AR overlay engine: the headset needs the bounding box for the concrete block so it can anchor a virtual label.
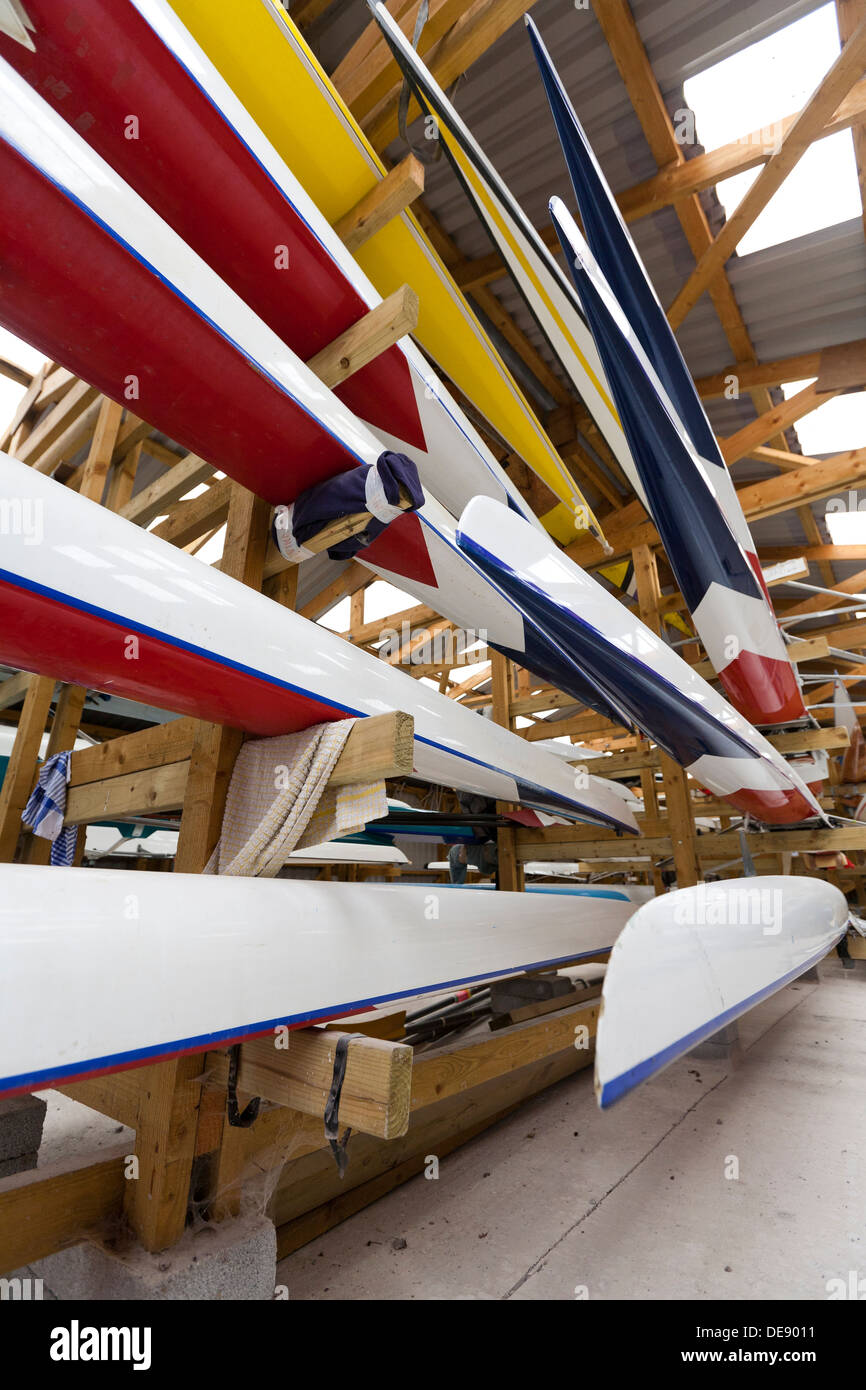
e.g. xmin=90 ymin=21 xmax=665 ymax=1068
xmin=0 ymin=1151 xmax=39 ymax=1179
xmin=689 ymin=1021 xmax=742 ymax=1062
xmin=0 ymin=1095 xmax=47 ymax=1165
xmin=32 ymin=1208 xmax=277 ymax=1301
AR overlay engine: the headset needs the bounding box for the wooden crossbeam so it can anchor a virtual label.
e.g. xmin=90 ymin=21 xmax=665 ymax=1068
xmin=120 ymin=453 xmax=215 ymax=527
xmin=362 ymin=0 xmax=542 ymax=151
xmin=0 ymin=1146 xmax=127 ymax=1278
xmin=206 ymin=1030 xmax=413 ymax=1140
xmin=720 ymin=382 xmax=842 ymax=465
xmin=333 ymin=0 xmax=466 ymax=123
xmin=697 ymin=338 xmax=866 ymax=400
xmin=622 ymin=77 xmax=866 ymax=222
xmin=668 ymin=15 xmax=866 ymax=327
xmin=333 ymin=156 xmax=425 ymax=254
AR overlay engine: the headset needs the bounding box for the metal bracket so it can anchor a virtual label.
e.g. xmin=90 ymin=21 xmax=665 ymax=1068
xmin=226 ymin=1044 xmax=262 ymax=1129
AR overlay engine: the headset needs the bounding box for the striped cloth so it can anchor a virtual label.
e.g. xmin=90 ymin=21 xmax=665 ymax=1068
xmin=22 ymin=751 xmax=78 ymax=866
xmin=207 ymin=719 xmax=387 ymax=877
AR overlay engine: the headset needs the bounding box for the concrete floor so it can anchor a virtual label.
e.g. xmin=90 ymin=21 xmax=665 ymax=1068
xmin=276 ymin=959 xmax=866 ymax=1300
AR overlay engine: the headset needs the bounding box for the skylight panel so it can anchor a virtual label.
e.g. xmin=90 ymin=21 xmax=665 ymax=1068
xmin=683 ymin=3 xmax=861 ymax=255
xmin=782 ymin=378 xmax=866 ymax=454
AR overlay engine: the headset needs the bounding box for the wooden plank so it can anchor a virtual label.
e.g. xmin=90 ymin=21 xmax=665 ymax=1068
xmin=0 ymin=675 xmax=54 ymax=861
xmin=54 ymin=1067 xmax=163 ymax=1130
xmin=105 ymin=440 xmax=144 ymax=513
xmin=15 ymin=380 xmax=100 ymax=464
xmin=333 ymin=157 xmax=425 ymax=254
xmin=123 ymin=1055 xmax=203 ymax=1254
xmin=720 ymin=383 xmax=841 ymax=465
xmin=621 ymin=78 xmax=866 ymax=223
xmin=120 ymin=453 xmax=215 ymax=528
xmin=68 ymin=717 xmax=196 ymax=787
xmin=330 ymin=709 xmax=415 ymax=785
xmin=307 ymin=284 xmax=419 ymax=386
xmin=363 ymin=0 xmax=543 ymax=151
xmin=150 ymin=475 xmax=232 ymax=549
xmin=334 ymin=0 xmax=466 ymax=122
xmin=64 ymin=761 xmax=190 ymax=824
xmin=31 ymin=399 xmax=103 ymax=479
xmin=570 ymin=448 xmax=866 ymax=565
xmin=0 ymin=670 xmax=33 ymax=711
xmin=0 ymin=1146 xmax=127 ymax=1277
xmin=76 ymin=397 xmax=124 ymax=504
xmin=0 ymin=356 xmax=32 ymax=389
xmin=208 ymin=1030 xmax=413 ymax=1141
xmin=271 ymin=1008 xmax=598 ymax=1252
xmin=668 ymin=16 xmax=866 ymax=326
xmin=1 ymin=364 xmax=47 ymax=452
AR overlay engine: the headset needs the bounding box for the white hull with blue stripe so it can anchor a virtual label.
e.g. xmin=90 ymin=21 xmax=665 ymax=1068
xmin=0 ymin=865 xmax=635 ymax=1097
xmin=595 ymin=877 xmax=848 ymax=1108
xmin=0 ymin=454 xmax=636 ymax=834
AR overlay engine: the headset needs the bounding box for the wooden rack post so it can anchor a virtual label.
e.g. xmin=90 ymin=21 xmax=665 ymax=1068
xmin=490 ymin=650 xmax=524 ymax=892
xmin=632 ymin=544 xmax=701 ymax=887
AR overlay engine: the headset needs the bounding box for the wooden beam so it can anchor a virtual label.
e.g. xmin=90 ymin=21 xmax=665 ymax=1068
xmin=0 ymin=675 xmax=55 ymax=861
xmin=65 ymin=761 xmax=190 ymax=825
xmin=0 ymin=1146 xmax=127 ymax=1277
xmin=569 ymin=447 xmax=866 ymax=564
xmin=362 ymin=0 xmax=542 ymax=151
xmin=720 ymin=383 xmax=841 ymax=465
xmin=76 ymin=397 xmax=124 ymax=504
xmin=14 ymin=380 xmax=100 ymax=464
xmin=0 ymin=670 xmax=33 ymax=711
xmin=307 ymin=283 xmax=419 ymax=385
xmin=150 ymin=476 xmax=232 ymax=550
xmin=621 ymin=77 xmax=866 ymax=222
xmin=837 ymin=0 xmax=866 ymax=239
xmin=120 ymin=453 xmax=215 ymax=528
xmin=667 ymin=16 xmax=866 ymax=327
xmin=329 ymin=709 xmax=415 ymax=785
xmin=333 ymin=156 xmax=425 ymax=254
xmin=207 ymin=1030 xmax=413 ymax=1140
xmin=333 ymin=0 xmax=467 ymax=123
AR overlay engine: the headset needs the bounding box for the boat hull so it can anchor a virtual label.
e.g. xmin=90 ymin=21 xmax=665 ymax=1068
xmin=0 ymin=454 xmax=636 ymax=834
xmin=595 ymin=876 xmax=848 ymax=1107
xmin=457 ymin=496 xmax=823 ymax=825
xmin=164 ymin=0 xmax=583 ymax=541
xmin=0 ymin=865 xmax=634 ymax=1097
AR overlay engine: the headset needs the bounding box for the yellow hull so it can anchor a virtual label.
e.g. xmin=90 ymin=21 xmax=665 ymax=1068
xmin=168 ymin=0 xmax=599 ymax=543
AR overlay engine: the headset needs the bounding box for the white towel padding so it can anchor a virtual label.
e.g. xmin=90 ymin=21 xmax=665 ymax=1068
xmin=365 ymin=462 xmax=405 ymax=524
xmin=273 ymin=502 xmax=315 ymax=563
xmin=206 ymin=719 xmax=387 ymax=877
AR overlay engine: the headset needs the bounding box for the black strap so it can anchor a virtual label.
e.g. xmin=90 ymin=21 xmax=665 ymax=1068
xmin=396 ymin=1 xmax=462 ymax=165
xmin=226 ymin=1044 xmax=262 ymax=1129
xmin=323 ymin=1035 xmax=357 ymax=1178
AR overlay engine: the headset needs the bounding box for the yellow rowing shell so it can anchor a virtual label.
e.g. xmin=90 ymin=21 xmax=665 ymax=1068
xmin=168 ymin=0 xmax=600 ymax=545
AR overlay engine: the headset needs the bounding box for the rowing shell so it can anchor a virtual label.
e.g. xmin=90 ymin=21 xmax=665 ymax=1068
xmin=161 ymin=0 xmax=584 ymax=544
xmin=595 ymin=876 xmax=848 ymax=1107
xmin=0 ymin=865 xmax=635 ymax=1097
xmin=366 ymin=0 xmax=633 ymax=492
xmin=524 ymin=16 xmax=806 ymax=728
xmin=0 ymin=454 xmax=636 ymax=834
xmin=0 ymin=58 xmax=626 ymax=725
xmin=457 ymin=496 xmax=824 ymax=825
xmin=0 ymin=0 xmax=557 ymax=539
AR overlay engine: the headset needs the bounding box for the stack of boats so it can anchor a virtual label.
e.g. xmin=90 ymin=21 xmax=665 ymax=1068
xmin=0 ymin=0 xmax=850 ymax=1107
